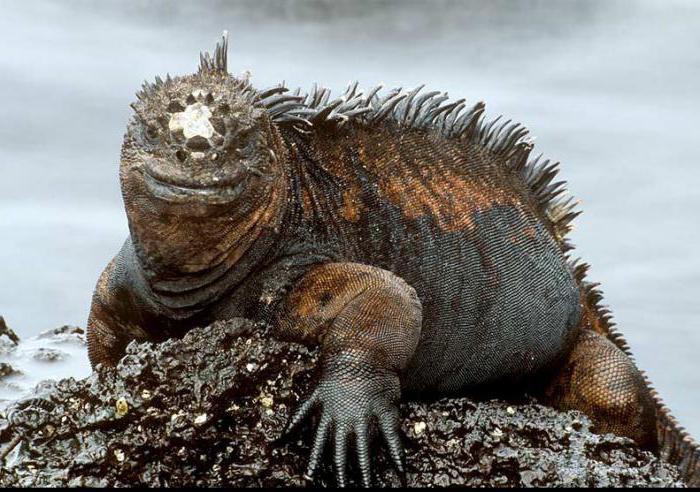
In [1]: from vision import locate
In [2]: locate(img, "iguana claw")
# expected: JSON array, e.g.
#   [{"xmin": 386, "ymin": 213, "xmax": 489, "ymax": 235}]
[{"xmin": 284, "ymin": 368, "xmax": 404, "ymax": 487}]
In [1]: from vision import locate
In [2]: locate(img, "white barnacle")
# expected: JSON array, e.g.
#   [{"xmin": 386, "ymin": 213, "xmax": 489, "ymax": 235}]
[
  {"xmin": 171, "ymin": 410, "xmax": 187, "ymax": 422},
  {"xmin": 115, "ymin": 397, "xmax": 129, "ymax": 418},
  {"xmin": 168, "ymin": 102, "xmax": 215, "ymax": 139},
  {"xmin": 413, "ymin": 421, "xmax": 427, "ymax": 435}
]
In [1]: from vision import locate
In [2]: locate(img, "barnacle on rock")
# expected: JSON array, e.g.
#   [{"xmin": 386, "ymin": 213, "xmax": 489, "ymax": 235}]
[
  {"xmin": 113, "ymin": 449, "xmax": 125, "ymax": 463},
  {"xmin": 260, "ymin": 395, "xmax": 274, "ymax": 408},
  {"xmin": 413, "ymin": 421, "xmax": 427, "ymax": 436},
  {"xmin": 115, "ymin": 398, "xmax": 129, "ymax": 418}
]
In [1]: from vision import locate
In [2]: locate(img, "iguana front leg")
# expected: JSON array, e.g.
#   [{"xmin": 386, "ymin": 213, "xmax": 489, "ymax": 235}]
[
  {"xmin": 276, "ymin": 262, "xmax": 422, "ymax": 487},
  {"xmin": 86, "ymin": 254, "xmax": 154, "ymax": 369}
]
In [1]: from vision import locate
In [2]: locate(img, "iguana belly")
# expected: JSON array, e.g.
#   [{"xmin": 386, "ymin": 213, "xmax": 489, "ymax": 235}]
[{"xmin": 353, "ymin": 203, "xmax": 581, "ymax": 395}]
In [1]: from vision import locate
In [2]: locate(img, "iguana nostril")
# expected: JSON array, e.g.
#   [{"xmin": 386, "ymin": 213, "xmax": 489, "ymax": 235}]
[
  {"xmin": 175, "ymin": 149, "xmax": 188, "ymax": 162},
  {"xmin": 145, "ymin": 126, "xmax": 158, "ymax": 140},
  {"xmin": 211, "ymin": 117, "xmax": 226, "ymax": 136},
  {"xmin": 186, "ymin": 136, "xmax": 211, "ymax": 151},
  {"xmin": 168, "ymin": 100, "xmax": 185, "ymax": 113}
]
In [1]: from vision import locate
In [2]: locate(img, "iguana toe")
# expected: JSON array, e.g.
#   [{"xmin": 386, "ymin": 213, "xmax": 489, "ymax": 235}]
[{"xmin": 286, "ymin": 369, "xmax": 404, "ymax": 487}]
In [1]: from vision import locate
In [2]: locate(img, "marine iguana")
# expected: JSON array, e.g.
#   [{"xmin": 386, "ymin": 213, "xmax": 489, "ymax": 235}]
[{"xmin": 86, "ymin": 34, "xmax": 699, "ymax": 486}]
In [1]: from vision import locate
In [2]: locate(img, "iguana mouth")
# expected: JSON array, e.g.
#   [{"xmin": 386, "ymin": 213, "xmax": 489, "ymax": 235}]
[{"xmin": 142, "ymin": 164, "xmax": 247, "ymax": 205}]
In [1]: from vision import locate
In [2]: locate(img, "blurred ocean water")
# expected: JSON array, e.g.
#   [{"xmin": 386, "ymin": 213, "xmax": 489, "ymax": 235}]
[{"xmin": 0, "ymin": 0, "xmax": 698, "ymax": 434}]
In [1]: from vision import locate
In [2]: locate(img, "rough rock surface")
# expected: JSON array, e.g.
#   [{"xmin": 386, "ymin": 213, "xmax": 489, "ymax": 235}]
[
  {"xmin": 0, "ymin": 319, "xmax": 684, "ymax": 487},
  {"xmin": 0, "ymin": 318, "xmax": 22, "ymax": 397}
]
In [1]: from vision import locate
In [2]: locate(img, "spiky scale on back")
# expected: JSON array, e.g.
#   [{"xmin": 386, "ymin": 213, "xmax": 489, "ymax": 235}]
[{"xmin": 255, "ymin": 74, "xmax": 580, "ymax": 251}]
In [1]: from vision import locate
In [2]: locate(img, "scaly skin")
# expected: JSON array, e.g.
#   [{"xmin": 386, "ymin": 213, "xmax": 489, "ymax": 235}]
[{"xmin": 87, "ymin": 36, "xmax": 698, "ymax": 486}]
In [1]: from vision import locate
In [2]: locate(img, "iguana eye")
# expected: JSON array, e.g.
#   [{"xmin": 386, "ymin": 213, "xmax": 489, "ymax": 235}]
[{"xmin": 144, "ymin": 125, "xmax": 159, "ymax": 143}]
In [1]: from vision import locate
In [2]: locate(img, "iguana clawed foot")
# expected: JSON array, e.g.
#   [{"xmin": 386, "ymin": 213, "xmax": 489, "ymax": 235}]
[{"xmin": 284, "ymin": 364, "xmax": 406, "ymax": 487}]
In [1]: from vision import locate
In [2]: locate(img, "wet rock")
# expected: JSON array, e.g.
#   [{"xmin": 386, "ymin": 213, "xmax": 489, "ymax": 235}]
[
  {"xmin": 36, "ymin": 325, "xmax": 85, "ymax": 344},
  {"xmin": 0, "ymin": 318, "xmax": 685, "ymax": 487},
  {"xmin": 0, "ymin": 317, "xmax": 20, "ymax": 355},
  {"xmin": 0, "ymin": 316, "xmax": 20, "ymax": 345},
  {"xmin": 30, "ymin": 348, "xmax": 67, "ymax": 363},
  {"xmin": 0, "ymin": 363, "xmax": 19, "ymax": 379},
  {"xmin": 38, "ymin": 325, "xmax": 84, "ymax": 337}
]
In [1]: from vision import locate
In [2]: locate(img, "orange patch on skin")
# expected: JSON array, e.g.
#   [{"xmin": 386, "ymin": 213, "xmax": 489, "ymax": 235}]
[
  {"xmin": 378, "ymin": 168, "xmax": 518, "ymax": 232},
  {"xmin": 509, "ymin": 225, "xmax": 538, "ymax": 245},
  {"xmin": 277, "ymin": 264, "xmax": 380, "ymax": 343},
  {"xmin": 523, "ymin": 226, "xmax": 536, "ymax": 239},
  {"xmin": 582, "ymin": 302, "xmax": 607, "ymax": 337},
  {"xmin": 288, "ymin": 265, "xmax": 368, "ymax": 319},
  {"xmin": 305, "ymin": 125, "xmax": 531, "ymax": 234},
  {"xmin": 340, "ymin": 185, "xmax": 362, "ymax": 223},
  {"xmin": 300, "ymin": 188, "xmax": 314, "ymax": 219}
]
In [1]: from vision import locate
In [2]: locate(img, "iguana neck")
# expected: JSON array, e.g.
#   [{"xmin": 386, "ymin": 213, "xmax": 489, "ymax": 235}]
[{"xmin": 128, "ymin": 153, "xmax": 290, "ymax": 318}]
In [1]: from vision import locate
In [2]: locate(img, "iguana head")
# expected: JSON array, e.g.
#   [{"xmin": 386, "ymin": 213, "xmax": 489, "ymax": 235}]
[{"xmin": 120, "ymin": 34, "xmax": 287, "ymax": 280}]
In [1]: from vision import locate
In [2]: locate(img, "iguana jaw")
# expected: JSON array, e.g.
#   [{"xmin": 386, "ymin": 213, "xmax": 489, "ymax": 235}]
[
  {"xmin": 141, "ymin": 156, "xmax": 251, "ymax": 205},
  {"xmin": 142, "ymin": 171, "xmax": 247, "ymax": 205}
]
